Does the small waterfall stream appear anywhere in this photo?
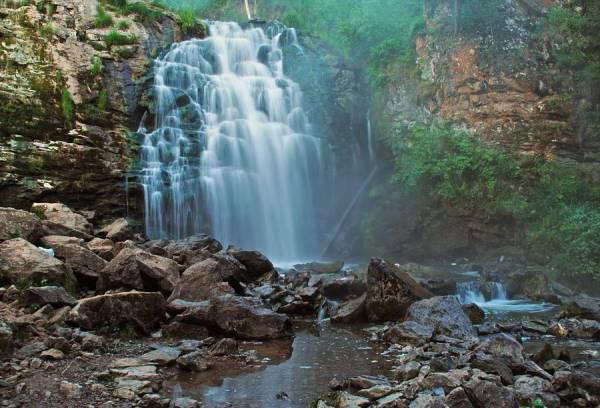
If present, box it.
[139,22,331,262]
[457,280,553,314]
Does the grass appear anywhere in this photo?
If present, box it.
[61,89,74,129]
[90,56,103,77]
[104,29,137,47]
[116,19,131,30]
[94,5,114,28]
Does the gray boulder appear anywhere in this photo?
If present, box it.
[407,296,476,339]
[0,207,43,242]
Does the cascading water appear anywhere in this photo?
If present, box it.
[139,21,330,262]
[457,280,553,314]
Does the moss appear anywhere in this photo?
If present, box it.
[90,56,103,77]
[61,89,74,129]
[30,206,46,220]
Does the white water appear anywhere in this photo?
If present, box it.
[457,281,554,314]
[366,110,375,162]
[139,22,331,262]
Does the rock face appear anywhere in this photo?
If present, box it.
[67,291,166,335]
[97,248,179,294]
[168,256,243,302]
[0,207,43,242]
[0,1,195,217]
[0,238,75,288]
[209,295,291,340]
[365,258,432,322]
[407,296,476,339]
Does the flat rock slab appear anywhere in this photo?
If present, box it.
[141,346,181,365]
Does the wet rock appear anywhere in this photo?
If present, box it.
[392,361,421,381]
[22,286,76,306]
[470,354,514,385]
[97,248,179,294]
[164,234,223,259]
[322,277,367,300]
[336,391,370,407]
[407,296,476,340]
[67,291,166,335]
[381,321,434,345]
[52,243,107,283]
[0,238,75,288]
[208,338,238,355]
[0,207,43,242]
[226,246,276,281]
[331,294,366,323]
[461,303,485,325]
[348,375,390,390]
[420,369,469,393]
[475,333,524,369]
[98,218,135,242]
[176,351,212,371]
[86,238,116,261]
[210,295,291,340]
[445,387,473,408]
[365,258,432,322]
[564,295,600,321]
[162,321,210,340]
[32,203,92,238]
[463,379,518,407]
[172,397,201,408]
[374,392,408,407]
[357,384,393,400]
[168,256,244,302]
[141,346,181,366]
[171,300,214,327]
[512,375,559,408]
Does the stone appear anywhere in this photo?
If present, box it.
[543,359,570,373]
[564,295,600,321]
[408,296,476,340]
[208,338,238,355]
[322,277,368,300]
[164,234,223,259]
[420,370,469,393]
[97,247,179,294]
[41,348,64,360]
[40,235,84,247]
[162,321,210,340]
[0,238,75,288]
[52,243,107,283]
[348,375,390,390]
[374,392,408,407]
[98,218,135,242]
[141,346,181,365]
[475,333,525,368]
[15,341,47,358]
[113,387,136,400]
[512,375,559,408]
[357,385,393,400]
[331,294,367,323]
[552,370,600,404]
[461,303,485,325]
[80,332,105,351]
[0,319,14,355]
[172,398,201,408]
[409,393,446,408]
[463,379,518,407]
[0,207,43,242]
[393,362,421,381]
[109,365,159,381]
[176,351,212,371]
[445,387,473,408]
[32,203,92,238]
[86,238,116,261]
[470,354,513,385]
[336,391,370,408]
[365,258,432,322]
[22,286,76,306]
[226,246,276,281]
[140,394,171,408]
[168,256,244,302]
[177,339,203,353]
[209,295,291,340]
[382,321,434,345]
[67,291,166,335]
[59,381,83,398]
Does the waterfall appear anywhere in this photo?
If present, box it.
[139,21,330,262]
[366,110,375,162]
[456,281,486,304]
[491,282,508,300]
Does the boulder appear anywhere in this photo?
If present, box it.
[365,258,432,322]
[86,238,116,261]
[463,379,518,408]
[226,247,275,281]
[564,295,600,321]
[98,218,135,242]
[0,207,43,242]
[176,351,212,372]
[208,338,238,355]
[381,321,434,345]
[407,296,476,339]
[462,303,485,325]
[209,295,291,340]
[67,291,166,335]
[31,203,93,238]
[22,286,76,306]
[141,346,181,366]
[552,370,600,404]
[164,234,223,258]
[475,333,525,369]
[0,319,13,355]
[322,277,367,300]
[0,238,75,289]
[52,243,107,284]
[445,387,473,408]
[168,256,244,302]
[294,260,344,274]
[512,376,559,408]
[331,294,366,323]
[97,248,179,294]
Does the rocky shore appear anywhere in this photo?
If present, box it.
[0,203,599,407]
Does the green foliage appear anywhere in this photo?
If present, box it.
[116,19,131,30]
[394,122,600,280]
[90,56,103,77]
[104,29,136,47]
[119,1,164,23]
[97,90,109,111]
[30,206,46,220]
[61,89,74,129]
[39,22,57,38]
[178,8,197,30]
[94,5,114,28]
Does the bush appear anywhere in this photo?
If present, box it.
[94,6,114,28]
[104,29,136,47]
[61,89,74,129]
[178,9,196,30]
